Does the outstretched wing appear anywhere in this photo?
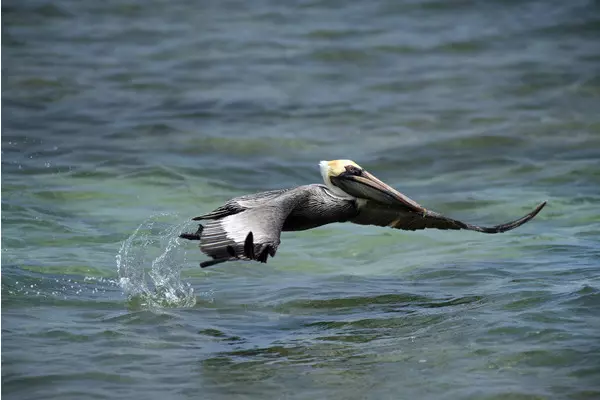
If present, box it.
[351,201,546,233]
[198,205,291,268]
[192,189,290,220]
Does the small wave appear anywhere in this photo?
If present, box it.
[116,213,197,310]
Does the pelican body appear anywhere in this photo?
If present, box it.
[181,160,546,268]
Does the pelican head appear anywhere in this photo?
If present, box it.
[319,160,424,212]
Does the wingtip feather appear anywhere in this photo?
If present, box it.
[468,200,547,234]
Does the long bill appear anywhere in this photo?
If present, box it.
[330,171,427,213]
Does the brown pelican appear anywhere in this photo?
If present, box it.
[180,160,546,268]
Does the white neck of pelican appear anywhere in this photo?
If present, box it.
[319,161,355,199]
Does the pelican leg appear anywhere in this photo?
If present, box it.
[257,244,275,263]
[200,258,231,268]
[244,232,255,259]
[179,224,204,241]
[200,243,242,268]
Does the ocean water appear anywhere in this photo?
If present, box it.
[2,0,600,399]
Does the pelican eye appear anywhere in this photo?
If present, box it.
[344,165,363,176]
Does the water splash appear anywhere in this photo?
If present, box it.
[116,213,197,310]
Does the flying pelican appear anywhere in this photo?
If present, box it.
[180,160,546,268]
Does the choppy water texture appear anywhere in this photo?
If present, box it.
[3,0,600,399]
